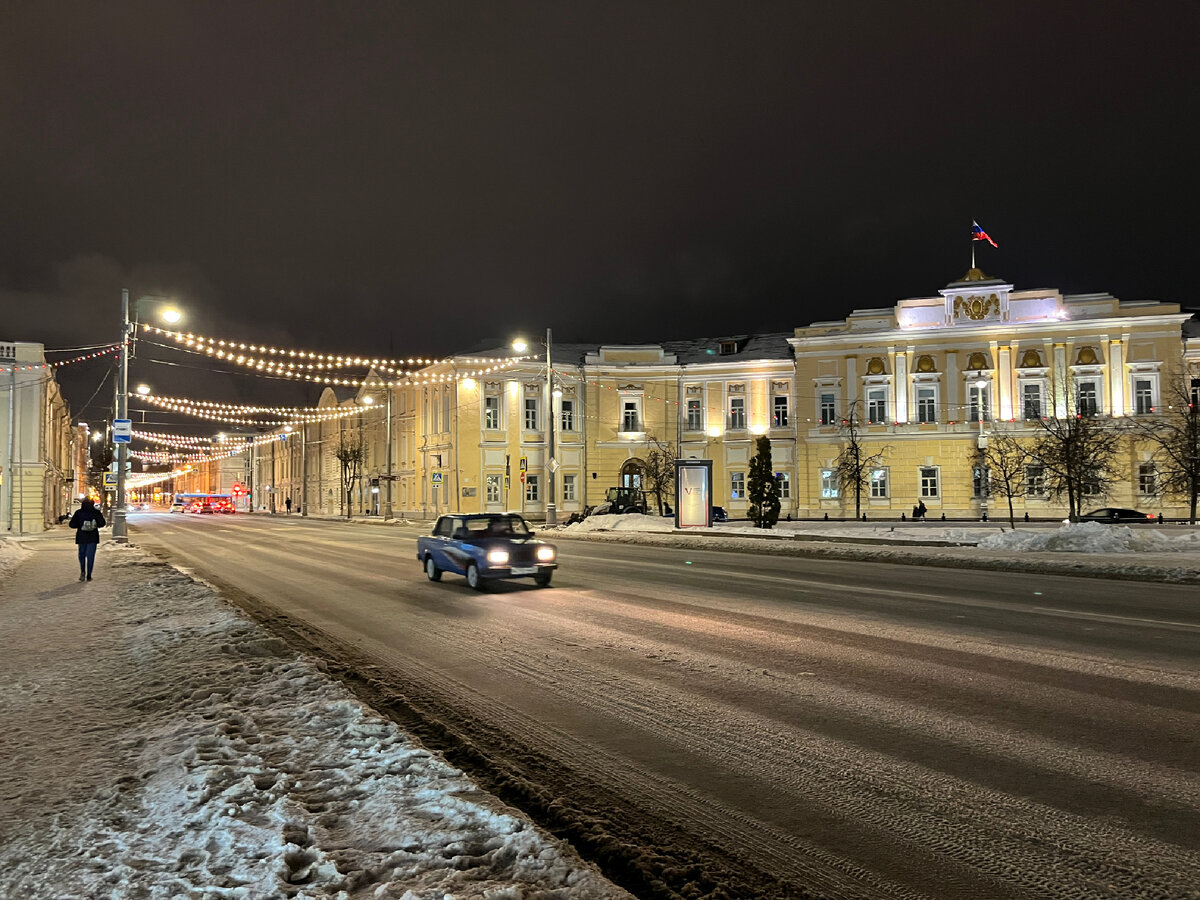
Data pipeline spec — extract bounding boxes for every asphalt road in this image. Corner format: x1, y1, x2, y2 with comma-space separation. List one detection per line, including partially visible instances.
131, 512, 1200, 900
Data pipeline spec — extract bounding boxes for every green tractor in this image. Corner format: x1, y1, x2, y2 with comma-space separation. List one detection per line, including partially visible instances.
591, 486, 649, 516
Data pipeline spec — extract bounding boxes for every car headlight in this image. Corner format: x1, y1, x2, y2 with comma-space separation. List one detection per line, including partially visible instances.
536, 546, 556, 562
487, 549, 510, 565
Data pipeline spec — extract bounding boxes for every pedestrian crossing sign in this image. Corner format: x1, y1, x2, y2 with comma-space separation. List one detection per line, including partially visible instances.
431, 472, 443, 484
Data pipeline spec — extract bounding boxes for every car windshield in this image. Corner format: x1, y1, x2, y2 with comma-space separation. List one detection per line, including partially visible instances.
464, 516, 531, 537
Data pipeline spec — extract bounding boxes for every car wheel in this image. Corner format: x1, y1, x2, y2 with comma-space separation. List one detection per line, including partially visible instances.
535, 571, 552, 588
465, 562, 484, 591
425, 556, 442, 582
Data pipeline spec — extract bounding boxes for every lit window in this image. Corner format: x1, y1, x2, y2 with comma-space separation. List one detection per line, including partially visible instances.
486, 475, 501, 503
969, 384, 990, 421
775, 472, 790, 499
484, 396, 501, 430
621, 399, 640, 432
730, 471, 745, 500
686, 398, 703, 430
870, 468, 889, 498
821, 469, 838, 499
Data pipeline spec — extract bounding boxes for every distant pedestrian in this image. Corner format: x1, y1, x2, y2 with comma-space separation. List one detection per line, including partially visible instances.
917, 500, 928, 521
68, 498, 105, 582
285, 496, 292, 515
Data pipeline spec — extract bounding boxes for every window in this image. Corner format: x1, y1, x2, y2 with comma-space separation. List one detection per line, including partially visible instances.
866, 388, 887, 424
916, 387, 937, 423
1022, 383, 1043, 420
1192, 377, 1200, 408
821, 469, 838, 499
1025, 465, 1046, 497
1134, 378, 1154, 415
486, 475, 501, 503
730, 471, 745, 500
621, 399, 640, 432
1138, 463, 1157, 496
973, 465, 989, 498
1076, 379, 1099, 416
720, 340, 738, 355
443, 392, 451, 429
525, 474, 539, 502
1081, 470, 1102, 496
919, 466, 940, 498
819, 393, 836, 426
484, 395, 501, 430
870, 467, 889, 498
562, 473, 577, 502
775, 472, 791, 499
560, 398, 575, 432
729, 396, 746, 430
968, 384, 990, 422
524, 397, 540, 430
686, 398, 703, 430
773, 394, 789, 428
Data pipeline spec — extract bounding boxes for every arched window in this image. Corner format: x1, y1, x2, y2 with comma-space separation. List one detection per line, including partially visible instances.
620, 458, 646, 489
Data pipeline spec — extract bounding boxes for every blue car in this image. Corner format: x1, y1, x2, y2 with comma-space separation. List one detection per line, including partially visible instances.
417, 513, 558, 590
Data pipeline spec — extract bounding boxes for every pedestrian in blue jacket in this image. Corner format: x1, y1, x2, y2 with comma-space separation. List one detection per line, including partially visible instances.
68, 498, 105, 581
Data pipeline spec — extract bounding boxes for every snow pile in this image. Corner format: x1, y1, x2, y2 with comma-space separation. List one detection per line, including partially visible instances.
0, 550, 628, 899
563, 513, 677, 534
978, 522, 1200, 554
0, 537, 29, 576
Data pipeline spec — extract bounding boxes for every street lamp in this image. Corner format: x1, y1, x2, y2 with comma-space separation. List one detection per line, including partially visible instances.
512, 329, 558, 525
114, 289, 182, 541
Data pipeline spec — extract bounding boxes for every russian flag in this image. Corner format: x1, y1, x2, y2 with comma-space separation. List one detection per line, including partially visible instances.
971, 220, 998, 248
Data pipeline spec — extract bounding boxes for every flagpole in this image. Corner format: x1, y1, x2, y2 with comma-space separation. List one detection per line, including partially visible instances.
971, 238, 975, 271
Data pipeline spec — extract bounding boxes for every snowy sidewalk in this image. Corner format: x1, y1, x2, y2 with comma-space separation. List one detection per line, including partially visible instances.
0, 533, 629, 900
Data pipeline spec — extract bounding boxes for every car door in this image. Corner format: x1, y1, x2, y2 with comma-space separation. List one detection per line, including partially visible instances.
429, 517, 462, 573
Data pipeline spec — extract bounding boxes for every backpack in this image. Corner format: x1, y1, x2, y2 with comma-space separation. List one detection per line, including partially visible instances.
80, 519, 97, 532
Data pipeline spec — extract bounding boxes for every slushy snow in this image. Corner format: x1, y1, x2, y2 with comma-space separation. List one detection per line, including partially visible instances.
0, 541, 629, 899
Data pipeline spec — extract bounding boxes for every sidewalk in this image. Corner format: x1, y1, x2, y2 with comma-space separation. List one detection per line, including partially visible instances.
0, 531, 629, 899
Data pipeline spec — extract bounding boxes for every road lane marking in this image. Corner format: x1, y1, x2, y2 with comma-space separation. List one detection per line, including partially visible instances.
1033, 607, 1200, 630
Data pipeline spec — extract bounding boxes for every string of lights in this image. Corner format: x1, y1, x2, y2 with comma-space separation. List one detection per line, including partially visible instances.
0, 344, 120, 374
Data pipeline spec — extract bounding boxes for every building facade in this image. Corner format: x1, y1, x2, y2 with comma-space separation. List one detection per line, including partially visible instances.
177, 269, 1198, 522
1, 341, 77, 533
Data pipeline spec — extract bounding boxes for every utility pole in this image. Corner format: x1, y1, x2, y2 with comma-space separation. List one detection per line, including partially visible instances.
545, 327, 557, 526
384, 385, 393, 520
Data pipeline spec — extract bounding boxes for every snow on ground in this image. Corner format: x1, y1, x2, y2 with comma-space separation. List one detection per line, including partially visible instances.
0, 543, 630, 900
0, 536, 29, 577
978, 521, 1200, 553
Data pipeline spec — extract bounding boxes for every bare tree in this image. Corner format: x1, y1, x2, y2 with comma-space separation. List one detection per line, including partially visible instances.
833, 401, 887, 519
981, 428, 1033, 528
642, 436, 677, 515
1124, 365, 1200, 523
335, 432, 364, 519
1032, 391, 1123, 521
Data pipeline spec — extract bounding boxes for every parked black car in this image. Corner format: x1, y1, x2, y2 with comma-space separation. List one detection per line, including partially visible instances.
712, 506, 729, 523
1078, 507, 1153, 523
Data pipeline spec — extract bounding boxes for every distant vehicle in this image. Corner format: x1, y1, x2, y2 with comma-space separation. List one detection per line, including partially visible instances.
1078, 507, 1154, 523
213, 498, 236, 514
591, 487, 649, 516
417, 513, 557, 590
174, 492, 234, 515
712, 506, 729, 523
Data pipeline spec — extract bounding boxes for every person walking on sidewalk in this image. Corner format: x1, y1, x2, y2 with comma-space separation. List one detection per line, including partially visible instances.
68, 498, 105, 581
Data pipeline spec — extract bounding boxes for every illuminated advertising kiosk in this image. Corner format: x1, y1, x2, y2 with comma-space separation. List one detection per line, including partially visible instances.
674, 459, 713, 528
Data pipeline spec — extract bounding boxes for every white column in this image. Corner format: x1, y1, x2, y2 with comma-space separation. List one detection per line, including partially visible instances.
1109, 340, 1125, 416
893, 351, 909, 423
997, 344, 1013, 421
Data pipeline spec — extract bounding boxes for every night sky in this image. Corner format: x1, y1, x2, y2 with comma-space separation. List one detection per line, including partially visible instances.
3, 1, 1196, 422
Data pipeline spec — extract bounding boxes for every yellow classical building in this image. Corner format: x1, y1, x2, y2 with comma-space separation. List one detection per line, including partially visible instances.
183, 268, 1196, 523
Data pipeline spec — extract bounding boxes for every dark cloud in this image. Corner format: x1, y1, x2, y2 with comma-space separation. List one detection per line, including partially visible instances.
2, 0, 1197, 422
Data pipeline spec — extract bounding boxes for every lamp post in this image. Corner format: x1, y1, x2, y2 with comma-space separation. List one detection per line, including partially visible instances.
513, 329, 557, 525
114, 290, 181, 541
